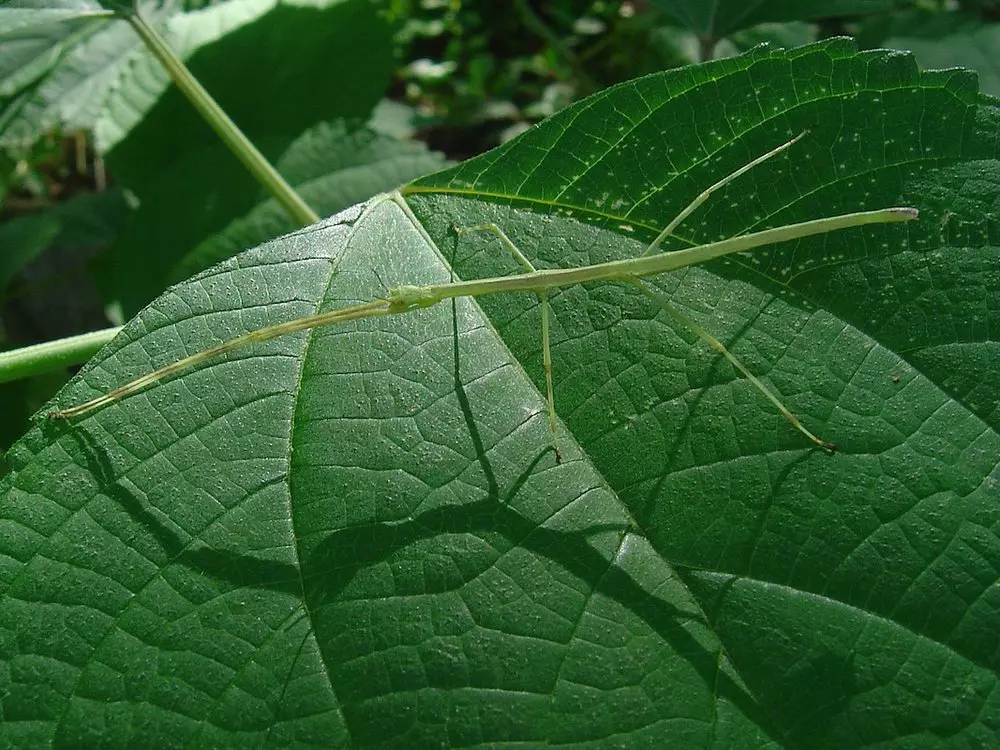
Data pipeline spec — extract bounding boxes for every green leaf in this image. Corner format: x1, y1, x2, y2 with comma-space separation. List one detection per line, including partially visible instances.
0, 0, 112, 105
0, 0, 392, 157
102, 0, 394, 189
1, 0, 177, 147
167, 121, 448, 285
0, 188, 128, 305
3, 40, 998, 746
0, 211, 61, 292
106, 117, 446, 317
885, 13, 1000, 98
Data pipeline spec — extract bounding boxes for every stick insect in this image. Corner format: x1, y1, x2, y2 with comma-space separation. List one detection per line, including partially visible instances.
48, 132, 918, 458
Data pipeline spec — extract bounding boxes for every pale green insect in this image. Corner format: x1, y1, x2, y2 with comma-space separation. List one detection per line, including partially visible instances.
49, 133, 918, 458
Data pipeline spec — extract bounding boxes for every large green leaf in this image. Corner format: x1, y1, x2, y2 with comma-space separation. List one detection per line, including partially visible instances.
3, 40, 998, 746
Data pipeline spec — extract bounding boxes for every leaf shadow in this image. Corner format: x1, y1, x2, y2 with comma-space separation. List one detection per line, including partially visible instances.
300, 297, 781, 736
59, 421, 303, 597
51, 296, 779, 738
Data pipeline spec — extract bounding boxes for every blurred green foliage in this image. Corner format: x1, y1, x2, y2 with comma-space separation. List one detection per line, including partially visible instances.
384, 0, 1000, 153
389, 0, 688, 155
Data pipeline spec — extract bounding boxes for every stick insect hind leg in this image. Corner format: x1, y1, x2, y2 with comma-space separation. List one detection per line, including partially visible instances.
628, 281, 836, 451
453, 222, 562, 463
454, 130, 836, 454
630, 130, 836, 451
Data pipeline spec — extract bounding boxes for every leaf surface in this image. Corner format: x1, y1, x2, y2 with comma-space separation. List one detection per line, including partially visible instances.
2, 40, 998, 747
0, 212, 61, 292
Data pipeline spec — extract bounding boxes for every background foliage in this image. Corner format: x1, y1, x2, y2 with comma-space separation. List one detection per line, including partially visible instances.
1, 0, 999, 747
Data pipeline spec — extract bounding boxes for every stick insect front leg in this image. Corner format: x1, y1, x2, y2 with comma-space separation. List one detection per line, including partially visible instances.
453, 223, 562, 463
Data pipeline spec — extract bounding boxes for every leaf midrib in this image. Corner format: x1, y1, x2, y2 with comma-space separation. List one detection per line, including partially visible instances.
282, 200, 386, 723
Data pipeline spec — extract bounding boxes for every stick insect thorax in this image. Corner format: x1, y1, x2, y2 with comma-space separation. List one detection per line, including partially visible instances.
48, 133, 919, 450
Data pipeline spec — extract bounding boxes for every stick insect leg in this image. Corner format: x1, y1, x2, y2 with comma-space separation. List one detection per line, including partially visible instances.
454, 222, 562, 462
631, 280, 835, 451
636, 131, 834, 451
643, 130, 807, 257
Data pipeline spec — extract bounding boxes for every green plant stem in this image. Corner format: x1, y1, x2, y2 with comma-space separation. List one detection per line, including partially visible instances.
126, 10, 319, 226
0, 328, 122, 385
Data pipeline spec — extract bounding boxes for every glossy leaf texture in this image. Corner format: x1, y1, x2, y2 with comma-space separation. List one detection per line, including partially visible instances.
2, 40, 998, 747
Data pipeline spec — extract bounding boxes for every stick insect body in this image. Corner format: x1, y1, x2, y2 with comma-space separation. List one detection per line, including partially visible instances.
48, 133, 918, 457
